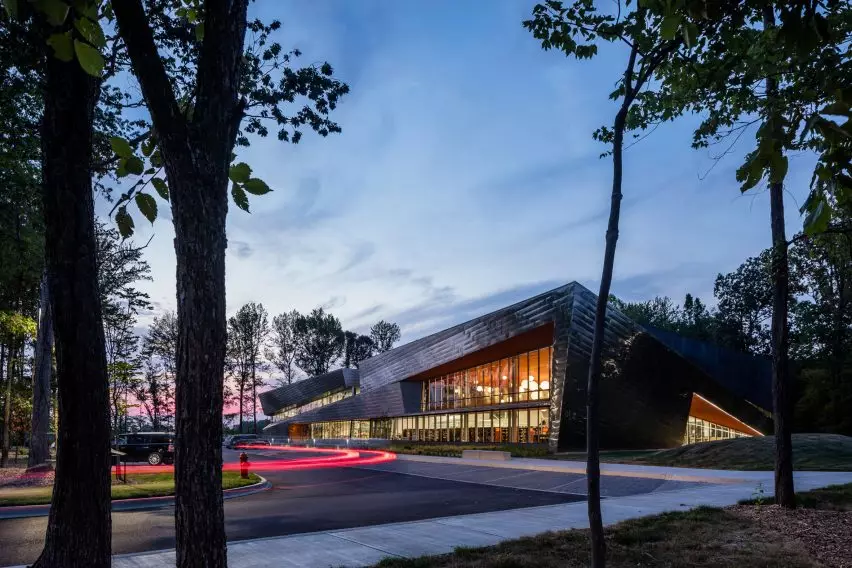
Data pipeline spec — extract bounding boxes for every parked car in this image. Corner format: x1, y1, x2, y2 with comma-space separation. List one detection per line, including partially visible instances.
227, 434, 269, 449
112, 432, 174, 465
223, 435, 233, 447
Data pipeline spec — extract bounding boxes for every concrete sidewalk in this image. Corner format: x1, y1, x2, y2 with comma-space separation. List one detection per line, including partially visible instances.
22, 469, 849, 568
393, 453, 778, 483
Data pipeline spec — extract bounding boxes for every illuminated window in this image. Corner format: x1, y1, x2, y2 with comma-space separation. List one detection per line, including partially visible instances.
683, 416, 752, 444
420, 346, 552, 411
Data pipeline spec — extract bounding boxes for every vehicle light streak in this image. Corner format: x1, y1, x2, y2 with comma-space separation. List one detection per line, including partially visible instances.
110, 444, 396, 475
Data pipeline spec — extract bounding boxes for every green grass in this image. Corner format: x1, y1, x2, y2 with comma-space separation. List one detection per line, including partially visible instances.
371, 484, 852, 568
615, 434, 852, 471
0, 471, 260, 507
388, 443, 550, 458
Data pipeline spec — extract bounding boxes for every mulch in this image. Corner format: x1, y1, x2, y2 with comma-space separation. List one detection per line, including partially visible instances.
0, 466, 55, 488
731, 504, 852, 568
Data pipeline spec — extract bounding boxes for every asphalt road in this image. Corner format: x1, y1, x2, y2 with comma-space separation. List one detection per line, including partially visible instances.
0, 448, 583, 566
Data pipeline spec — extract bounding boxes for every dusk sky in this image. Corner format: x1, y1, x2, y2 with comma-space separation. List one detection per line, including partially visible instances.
98, 0, 816, 350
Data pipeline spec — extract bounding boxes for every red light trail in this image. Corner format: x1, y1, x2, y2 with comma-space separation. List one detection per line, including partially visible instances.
111, 445, 396, 476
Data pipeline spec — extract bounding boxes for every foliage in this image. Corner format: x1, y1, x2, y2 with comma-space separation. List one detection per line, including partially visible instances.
138, 312, 178, 431
226, 302, 269, 431
293, 307, 344, 377
370, 320, 401, 353
343, 330, 374, 368
266, 310, 299, 386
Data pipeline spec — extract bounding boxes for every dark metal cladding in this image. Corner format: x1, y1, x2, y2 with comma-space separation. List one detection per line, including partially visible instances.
259, 281, 772, 452
258, 368, 359, 416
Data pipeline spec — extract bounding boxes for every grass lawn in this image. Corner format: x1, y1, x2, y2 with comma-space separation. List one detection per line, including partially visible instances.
0, 471, 260, 507
374, 483, 852, 568
600, 434, 852, 471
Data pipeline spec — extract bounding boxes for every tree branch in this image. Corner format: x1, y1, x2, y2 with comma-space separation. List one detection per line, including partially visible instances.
194, 0, 250, 150
112, 0, 186, 148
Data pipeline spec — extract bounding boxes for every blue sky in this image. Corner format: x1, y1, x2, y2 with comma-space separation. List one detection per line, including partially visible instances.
104, 0, 817, 344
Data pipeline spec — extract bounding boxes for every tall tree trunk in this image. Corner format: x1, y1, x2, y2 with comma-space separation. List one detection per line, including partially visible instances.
29, 273, 53, 468
171, 163, 228, 567
113, 2, 250, 565
586, 43, 639, 568
252, 367, 257, 434
762, 4, 795, 509
32, 44, 110, 568
1, 343, 14, 467
239, 381, 244, 434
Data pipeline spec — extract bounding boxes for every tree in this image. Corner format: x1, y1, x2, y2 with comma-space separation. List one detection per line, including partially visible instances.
713, 252, 775, 355
96, 222, 151, 433
369, 320, 401, 353
227, 302, 268, 433
647, 0, 852, 508
28, 274, 52, 467
525, 3, 684, 564
140, 312, 178, 430
267, 310, 299, 386
293, 307, 344, 377
111, 2, 348, 562
343, 331, 374, 368
1, 311, 36, 467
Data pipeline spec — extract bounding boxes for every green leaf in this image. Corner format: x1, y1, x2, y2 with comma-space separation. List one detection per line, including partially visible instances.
125, 156, 144, 175
47, 32, 74, 62
229, 162, 251, 183
110, 136, 134, 159
116, 206, 135, 238
72, 0, 98, 20
243, 178, 271, 195
135, 193, 157, 224
231, 182, 250, 212
803, 199, 830, 235
195, 22, 204, 42
33, 0, 69, 26
73, 39, 104, 77
682, 22, 698, 48
150, 150, 162, 168
116, 159, 128, 178
74, 17, 105, 48
769, 153, 788, 184
660, 15, 681, 41
2, 0, 19, 20
151, 178, 169, 201
821, 102, 852, 117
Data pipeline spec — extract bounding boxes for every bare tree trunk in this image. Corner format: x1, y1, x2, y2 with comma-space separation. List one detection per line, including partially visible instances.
29, 273, 53, 468
239, 381, 245, 434
113, 2, 250, 564
586, 42, 640, 568
1, 343, 14, 467
252, 367, 257, 434
32, 40, 110, 568
762, 4, 796, 509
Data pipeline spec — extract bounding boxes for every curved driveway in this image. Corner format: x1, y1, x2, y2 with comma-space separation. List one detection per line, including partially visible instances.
0, 447, 582, 566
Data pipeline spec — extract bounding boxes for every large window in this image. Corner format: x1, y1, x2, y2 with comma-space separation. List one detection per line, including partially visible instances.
391, 408, 550, 444
683, 416, 751, 444
420, 346, 552, 411
272, 387, 358, 422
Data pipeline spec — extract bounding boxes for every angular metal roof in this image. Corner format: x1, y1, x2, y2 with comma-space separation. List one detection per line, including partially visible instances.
258, 368, 359, 416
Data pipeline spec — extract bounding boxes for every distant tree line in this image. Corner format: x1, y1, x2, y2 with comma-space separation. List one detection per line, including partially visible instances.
610, 226, 852, 436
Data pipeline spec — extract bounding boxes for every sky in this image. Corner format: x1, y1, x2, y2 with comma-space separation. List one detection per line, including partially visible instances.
97, 0, 818, 350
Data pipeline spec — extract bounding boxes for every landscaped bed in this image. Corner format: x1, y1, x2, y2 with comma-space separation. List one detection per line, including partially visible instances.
389, 443, 550, 458
0, 471, 261, 507
373, 483, 852, 568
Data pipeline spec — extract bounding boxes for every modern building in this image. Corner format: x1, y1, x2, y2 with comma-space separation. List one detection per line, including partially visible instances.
261, 282, 771, 452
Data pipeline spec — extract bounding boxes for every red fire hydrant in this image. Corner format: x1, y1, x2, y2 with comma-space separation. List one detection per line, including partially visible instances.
239, 452, 250, 479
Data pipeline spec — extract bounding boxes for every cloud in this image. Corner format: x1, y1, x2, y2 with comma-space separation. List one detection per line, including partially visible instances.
231, 240, 253, 259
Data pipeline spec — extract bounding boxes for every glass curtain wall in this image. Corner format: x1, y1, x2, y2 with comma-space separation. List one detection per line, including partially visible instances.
390, 408, 550, 444
272, 387, 358, 422
683, 416, 752, 444
421, 346, 552, 411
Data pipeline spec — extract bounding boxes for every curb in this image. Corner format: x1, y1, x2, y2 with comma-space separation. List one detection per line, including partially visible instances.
0, 475, 270, 520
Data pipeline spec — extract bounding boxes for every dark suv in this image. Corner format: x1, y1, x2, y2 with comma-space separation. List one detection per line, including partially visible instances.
113, 432, 174, 465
